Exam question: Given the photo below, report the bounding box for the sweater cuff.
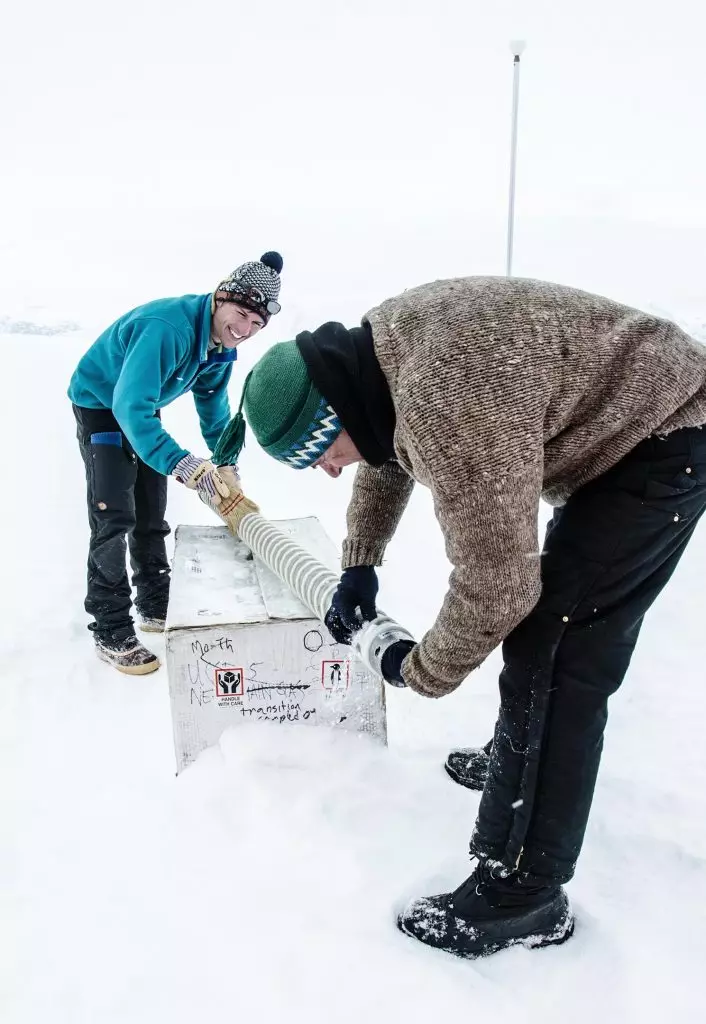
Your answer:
[403,644,465,699]
[341,538,388,568]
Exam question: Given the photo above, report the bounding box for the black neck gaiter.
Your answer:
[295,321,396,466]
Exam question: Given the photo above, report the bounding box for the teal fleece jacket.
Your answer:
[68,294,237,475]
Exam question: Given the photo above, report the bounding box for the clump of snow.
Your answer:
[0,314,81,336]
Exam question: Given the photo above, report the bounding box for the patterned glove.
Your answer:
[324,566,379,645]
[173,454,230,505]
[185,459,258,535]
[380,639,415,688]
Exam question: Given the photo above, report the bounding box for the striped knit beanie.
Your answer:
[212,251,283,322]
[216,342,342,468]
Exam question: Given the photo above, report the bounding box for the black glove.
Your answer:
[324,566,379,645]
[380,639,415,687]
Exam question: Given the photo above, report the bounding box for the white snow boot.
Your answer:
[137,617,166,633]
[95,635,161,675]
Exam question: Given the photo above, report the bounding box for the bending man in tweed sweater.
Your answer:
[226,275,706,959]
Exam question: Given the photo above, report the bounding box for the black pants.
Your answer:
[470,427,706,885]
[74,406,171,642]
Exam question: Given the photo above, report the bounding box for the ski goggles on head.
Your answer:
[216,284,281,317]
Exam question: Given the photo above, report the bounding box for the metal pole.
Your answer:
[506,40,526,277]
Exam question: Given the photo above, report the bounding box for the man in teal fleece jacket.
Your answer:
[68,251,283,674]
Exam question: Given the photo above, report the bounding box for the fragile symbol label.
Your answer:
[215,667,244,697]
[321,660,349,691]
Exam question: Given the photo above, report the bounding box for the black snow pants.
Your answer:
[74,405,171,643]
[470,426,706,885]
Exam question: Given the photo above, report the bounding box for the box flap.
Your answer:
[254,516,341,620]
[167,525,268,629]
[167,518,342,630]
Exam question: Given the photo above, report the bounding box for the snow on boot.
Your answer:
[95,635,161,675]
[444,739,493,790]
[397,860,574,959]
[138,616,166,633]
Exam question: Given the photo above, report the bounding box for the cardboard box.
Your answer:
[165,518,387,772]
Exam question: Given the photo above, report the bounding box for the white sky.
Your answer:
[1,0,705,317]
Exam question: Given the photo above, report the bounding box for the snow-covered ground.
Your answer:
[2,295,705,1023]
[4,1,706,1019]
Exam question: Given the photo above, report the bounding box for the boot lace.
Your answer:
[452,859,505,902]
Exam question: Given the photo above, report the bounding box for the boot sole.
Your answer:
[96,649,161,675]
[138,623,165,634]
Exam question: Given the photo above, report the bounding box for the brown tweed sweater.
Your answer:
[340,276,706,698]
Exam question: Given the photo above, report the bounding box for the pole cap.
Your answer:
[510,39,527,57]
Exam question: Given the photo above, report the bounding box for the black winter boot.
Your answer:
[397,860,574,959]
[444,740,493,790]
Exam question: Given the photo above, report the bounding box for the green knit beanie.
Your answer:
[213,341,342,468]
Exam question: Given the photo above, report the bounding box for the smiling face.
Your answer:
[211,296,266,349]
[311,430,363,477]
